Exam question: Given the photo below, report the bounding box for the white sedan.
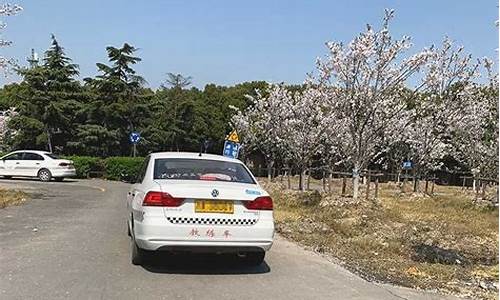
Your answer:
[127,152,274,266]
[0,150,76,182]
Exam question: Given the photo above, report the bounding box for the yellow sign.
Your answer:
[226,130,239,143]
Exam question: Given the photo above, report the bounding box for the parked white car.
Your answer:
[0,150,76,182]
[127,152,274,266]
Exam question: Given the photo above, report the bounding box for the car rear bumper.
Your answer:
[51,169,77,177]
[133,215,274,252]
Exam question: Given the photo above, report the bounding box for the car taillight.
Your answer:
[243,196,273,210]
[59,162,69,167]
[143,191,184,207]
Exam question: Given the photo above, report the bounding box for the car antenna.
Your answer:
[199,139,210,156]
[199,139,204,157]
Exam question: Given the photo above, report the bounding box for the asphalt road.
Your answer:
[0,179,457,300]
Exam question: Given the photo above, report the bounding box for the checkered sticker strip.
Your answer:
[166,217,257,226]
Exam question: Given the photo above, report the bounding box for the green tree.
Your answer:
[72,43,152,156]
[8,35,82,153]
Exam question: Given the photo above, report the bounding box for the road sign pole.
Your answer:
[133,144,136,157]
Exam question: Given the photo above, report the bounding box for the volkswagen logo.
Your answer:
[211,189,219,197]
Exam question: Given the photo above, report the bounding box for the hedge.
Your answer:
[103,157,144,181]
[65,156,106,178]
[64,156,144,180]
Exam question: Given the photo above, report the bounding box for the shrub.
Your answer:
[65,156,105,178]
[104,157,144,181]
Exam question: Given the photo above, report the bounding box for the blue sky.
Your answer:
[1,0,498,88]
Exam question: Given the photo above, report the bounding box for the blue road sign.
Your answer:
[129,132,141,144]
[402,161,413,170]
[223,140,240,159]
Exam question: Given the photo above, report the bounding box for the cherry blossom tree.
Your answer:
[0,3,22,74]
[0,107,17,150]
[314,9,433,199]
[405,37,480,191]
[451,58,498,187]
[282,86,327,190]
[231,85,292,182]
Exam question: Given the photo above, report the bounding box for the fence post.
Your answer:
[365,170,371,200]
[402,170,407,193]
[287,169,291,190]
[306,168,311,191]
[482,180,486,200]
[341,176,347,197]
[431,178,435,195]
[375,175,379,199]
[425,178,429,194]
[322,169,326,192]
[413,169,418,192]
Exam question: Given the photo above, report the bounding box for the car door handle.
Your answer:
[15,162,19,164]
[35,163,40,165]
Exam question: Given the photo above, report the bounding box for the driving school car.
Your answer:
[126,152,274,266]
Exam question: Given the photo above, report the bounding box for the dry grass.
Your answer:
[263,177,499,299]
[0,188,27,208]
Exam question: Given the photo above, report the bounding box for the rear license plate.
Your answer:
[195,200,234,214]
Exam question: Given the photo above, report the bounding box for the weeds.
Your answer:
[0,188,27,208]
[265,178,499,299]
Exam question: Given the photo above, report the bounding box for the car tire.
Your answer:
[130,237,147,266]
[38,169,52,182]
[54,177,64,182]
[242,251,265,266]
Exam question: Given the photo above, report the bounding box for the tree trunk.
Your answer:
[266,160,274,184]
[299,169,307,191]
[46,129,53,153]
[322,170,326,192]
[328,172,332,193]
[353,166,360,200]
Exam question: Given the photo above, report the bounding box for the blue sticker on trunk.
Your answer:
[245,189,261,195]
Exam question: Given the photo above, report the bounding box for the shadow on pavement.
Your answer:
[0,177,78,183]
[141,252,271,275]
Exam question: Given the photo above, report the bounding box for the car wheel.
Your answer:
[130,237,147,266]
[38,169,52,182]
[54,177,64,182]
[241,251,265,266]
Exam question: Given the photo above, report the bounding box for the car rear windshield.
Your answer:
[153,158,255,184]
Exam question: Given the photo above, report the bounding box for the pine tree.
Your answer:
[73,43,151,156]
[9,35,83,153]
